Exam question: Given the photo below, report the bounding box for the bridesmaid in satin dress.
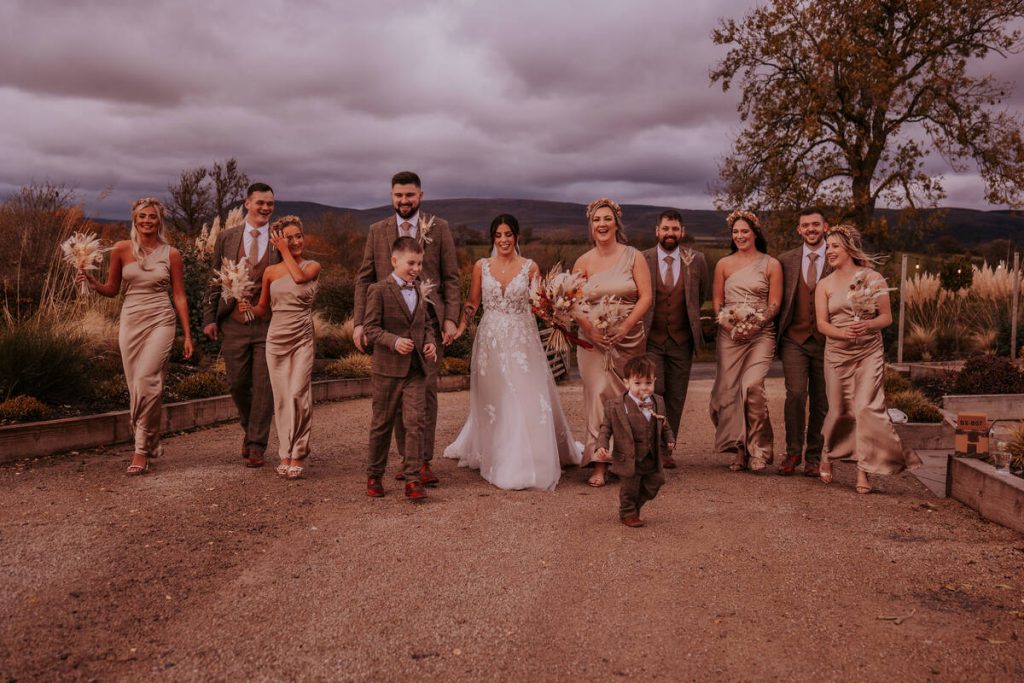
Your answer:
[573,198,652,487]
[814,225,920,494]
[709,211,782,471]
[240,216,321,479]
[79,198,193,475]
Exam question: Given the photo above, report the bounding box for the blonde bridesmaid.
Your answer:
[709,210,782,471]
[79,198,192,475]
[573,198,652,487]
[241,216,320,479]
[814,225,920,493]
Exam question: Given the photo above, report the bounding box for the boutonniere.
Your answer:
[418,214,435,245]
[680,248,696,268]
[418,278,437,305]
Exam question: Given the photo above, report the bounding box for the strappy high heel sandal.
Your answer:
[276,462,290,477]
[819,460,833,484]
[287,464,304,480]
[126,456,149,476]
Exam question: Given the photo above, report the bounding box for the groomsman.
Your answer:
[776,207,832,477]
[353,171,460,486]
[641,210,710,468]
[203,182,282,467]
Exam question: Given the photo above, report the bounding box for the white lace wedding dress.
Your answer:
[444,259,582,491]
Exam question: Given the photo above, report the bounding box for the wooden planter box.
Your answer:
[948,456,1024,534]
[894,421,954,451]
[941,394,1024,421]
[0,375,470,464]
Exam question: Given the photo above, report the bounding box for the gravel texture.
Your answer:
[1,376,1022,682]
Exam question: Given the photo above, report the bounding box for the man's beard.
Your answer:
[395,203,419,220]
[659,236,679,251]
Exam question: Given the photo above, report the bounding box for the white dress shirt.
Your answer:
[802,242,826,283]
[242,222,270,262]
[395,212,419,240]
[391,272,418,315]
[656,245,680,286]
[628,392,653,421]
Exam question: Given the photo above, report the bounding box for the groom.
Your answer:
[776,207,832,477]
[353,171,460,486]
[641,210,710,468]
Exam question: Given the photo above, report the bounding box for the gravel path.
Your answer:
[1,378,1022,682]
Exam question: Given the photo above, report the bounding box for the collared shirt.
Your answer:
[391,272,418,315]
[802,242,826,283]
[628,392,653,421]
[243,222,270,262]
[395,211,420,240]
[656,244,680,285]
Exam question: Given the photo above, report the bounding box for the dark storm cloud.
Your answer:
[0,0,1018,217]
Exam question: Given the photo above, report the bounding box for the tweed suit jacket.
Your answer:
[641,247,710,352]
[202,225,282,326]
[776,246,833,348]
[353,214,460,328]
[362,278,436,378]
[597,393,674,479]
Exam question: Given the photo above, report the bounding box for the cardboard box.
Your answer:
[955,412,990,457]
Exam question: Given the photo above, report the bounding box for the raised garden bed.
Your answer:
[0,375,470,464]
[893,420,954,451]
[947,456,1024,534]
[941,394,1024,421]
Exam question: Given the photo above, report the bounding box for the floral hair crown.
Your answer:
[132,197,166,217]
[825,223,859,242]
[726,209,760,229]
[586,197,623,221]
[272,215,303,231]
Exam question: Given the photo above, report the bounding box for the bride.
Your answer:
[444,214,582,490]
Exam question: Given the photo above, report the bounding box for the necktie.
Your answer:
[248,229,260,266]
[663,255,675,289]
[400,221,413,238]
[806,253,819,290]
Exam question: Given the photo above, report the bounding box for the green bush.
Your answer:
[952,354,1024,395]
[440,357,470,376]
[171,370,229,399]
[0,395,52,422]
[92,374,129,405]
[324,353,372,379]
[886,389,943,423]
[883,368,912,395]
[911,371,957,401]
[940,256,973,291]
[0,319,92,403]
[314,274,355,324]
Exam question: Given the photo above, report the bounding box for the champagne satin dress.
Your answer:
[709,253,775,462]
[266,262,318,463]
[119,244,177,457]
[821,270,920,473]
[577,246,647,466]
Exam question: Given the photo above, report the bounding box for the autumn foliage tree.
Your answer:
[711,0,1024,247]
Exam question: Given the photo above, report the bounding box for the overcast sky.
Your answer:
[1,0,1021,219]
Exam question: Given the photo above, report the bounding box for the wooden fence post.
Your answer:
[1012,251,1020,363]
[897,253,908,365]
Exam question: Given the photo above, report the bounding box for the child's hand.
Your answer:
[595,447,610,460]
[424,343,437,361]
[395,338,414,355]
[667,442,675,452]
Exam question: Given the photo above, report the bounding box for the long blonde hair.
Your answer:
[824,224,881,267]
[130,197,169,270]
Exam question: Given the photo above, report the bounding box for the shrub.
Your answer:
[883,368,912,395]
[886,389,943,423]
[0,318,92,404]
[315,315,356,359]
[324,353,372,379]
[171,335,203,365]
[939,256,973,291]
[440,357,470,376]
[0,395,52,422]
[314,274,355,324]
[911,371,957,401]
[171,371,229,399]
[92,374,129,405]
[444,324,475,360]
[952,354,1024,395]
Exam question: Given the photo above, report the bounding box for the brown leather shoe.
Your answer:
[245,450,265,468]
[366,477,385,497]
[240,439,249,459]
[662,454,677,469]
[419,464,439,487]
[778,454,801,476]
[621,516,645,528]
[405,481,428,501]
[803,460,821,477]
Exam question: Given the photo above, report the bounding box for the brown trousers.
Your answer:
[394,319,441,462]
[646,336,693,440]
[221,317,274,453]
[619,453,664,519]
[368,366,426,479]
[780,336,826,462]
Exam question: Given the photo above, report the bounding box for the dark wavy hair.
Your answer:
[489,214,520,247]
[728,216,769,254]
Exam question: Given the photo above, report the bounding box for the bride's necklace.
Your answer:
[491,256,518,281]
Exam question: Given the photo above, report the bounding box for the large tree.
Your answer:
[711,0,1024,244]
[167,166,211,235]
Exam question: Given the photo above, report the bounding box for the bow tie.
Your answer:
[399,282,417,291]
[638,398,653,410]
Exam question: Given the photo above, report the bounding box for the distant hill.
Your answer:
[270,198,1023,245]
